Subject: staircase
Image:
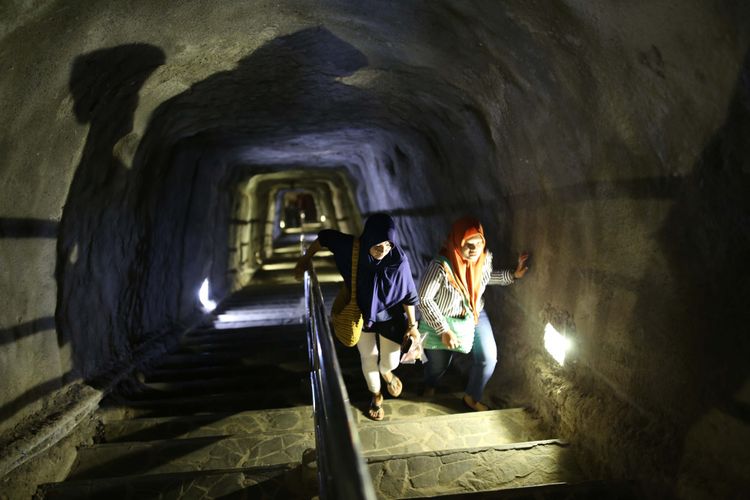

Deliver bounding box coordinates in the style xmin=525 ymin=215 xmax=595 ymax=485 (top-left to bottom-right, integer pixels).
xmin=36 ymin=231 xmax=629 ymax=499
xmin=37 ymin=283 xmax=320 ymax=499
xmin=334 ymin=346 xmax=596 ymax=499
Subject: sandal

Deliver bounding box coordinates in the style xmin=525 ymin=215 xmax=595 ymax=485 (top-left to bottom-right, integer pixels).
xmin=463 ymin=394 xmax=489 ymax=412
xmin=382 ymin=373 xmax=403 ymax=398
xmin=368 ymin=393 xmax=384 ymax=421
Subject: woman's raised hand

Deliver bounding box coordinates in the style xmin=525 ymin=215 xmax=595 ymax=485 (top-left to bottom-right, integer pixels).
xmin=514 ymin=252 xmax=529 ymax=279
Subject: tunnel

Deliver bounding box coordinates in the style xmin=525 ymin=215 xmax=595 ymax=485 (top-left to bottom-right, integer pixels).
xmin=1 ymin=1 xmax=749 ymax=498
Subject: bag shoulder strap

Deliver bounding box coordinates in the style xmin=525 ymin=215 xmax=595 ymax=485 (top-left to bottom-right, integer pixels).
xmin=434 ymin=256 xmax=471 ymax=309
xmin=350 ymin=239 xmax=360 ymax=299
xmin=434 ymin=255 xmax=451 ymax=270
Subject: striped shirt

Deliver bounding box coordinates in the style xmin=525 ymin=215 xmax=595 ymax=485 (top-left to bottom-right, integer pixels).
xmin=418 ymin=252 xmax=514 ymax=334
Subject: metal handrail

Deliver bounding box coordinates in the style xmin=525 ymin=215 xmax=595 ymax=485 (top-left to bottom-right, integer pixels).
xmin=304 ymin=266 xmax=377 ymax=500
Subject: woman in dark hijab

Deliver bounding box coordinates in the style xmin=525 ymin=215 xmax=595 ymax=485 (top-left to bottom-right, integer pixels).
xmin=295 ymin=214 xmax=420 ymax=420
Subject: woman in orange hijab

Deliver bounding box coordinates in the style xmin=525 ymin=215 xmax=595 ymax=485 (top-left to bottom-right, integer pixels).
xmin=418 ymin=217 xmax=528 ymax=410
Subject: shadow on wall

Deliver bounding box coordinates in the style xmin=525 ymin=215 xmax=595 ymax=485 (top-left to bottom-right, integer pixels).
xmin=0 ymin=218 xmax=58 ymax=238
xmin=55 ymin=44 xmax=166 ymax=382
xmin=0 ymin=46 xmax=165 ymax=424
xmin=0 ymin=219 xmax=57 ymax=346
xmin=55 ymin=29 xmax=374 ymax=386
xmin=0 ymin=218 xmax=61 ymax=424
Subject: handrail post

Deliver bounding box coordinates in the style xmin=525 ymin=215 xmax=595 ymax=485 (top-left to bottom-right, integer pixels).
xmin=304 ymin=266 xmax=377 ymax=500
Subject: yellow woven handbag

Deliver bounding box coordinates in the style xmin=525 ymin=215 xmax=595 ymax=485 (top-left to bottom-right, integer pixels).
xmin=331 ymin=239 xmax=364 ymax=347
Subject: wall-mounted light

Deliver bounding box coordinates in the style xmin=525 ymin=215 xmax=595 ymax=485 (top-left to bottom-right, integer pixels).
xmin=320 ymin=215 xmax=326 ymax=222
xmin=280 ymin=220 xmax=286 ymax=229
xmin=544 ymin=322 xmax=572 ymax=365
xmin=199 ymin=278 xmax=217 ymax=312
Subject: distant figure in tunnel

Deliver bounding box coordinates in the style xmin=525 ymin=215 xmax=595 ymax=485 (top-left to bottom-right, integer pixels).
xmin=295 ymin=214 xmax=420 ymax=420
xmin=295 ymin=192 xmax=317 ymax=223
xmin=419 ymin=217 xmax=528 ymax=411
xmin=283 ymin=197 xmax=301 ymax=228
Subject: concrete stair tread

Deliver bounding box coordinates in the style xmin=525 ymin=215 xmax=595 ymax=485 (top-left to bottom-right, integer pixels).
xmin=186 ymin=320 xmax=304 ymax=333
xmin=38 ymin=463 xmax=313 ymax=500
xmin=99 ymin=386 xmax=310 ymax=418
xmin=358 ymin=408 xmax=551 ymax=457
xmin=430 ymin=479 xmax=641 ymax=499
xmin=215 ymin=309 xmax=305 ymax=321
xmin=366 ymin=438 xmax=569 ymax=459
xmin=68 ymin=433 xmax=315 ymax=480
xmin=212 ymin=318 xmax=304 ymax=329
xmin=103 ymin=386 xmax=308 ymax=406
xmin=144 ymin=360 xmax=308 ymax=382
xmin=185 ymin=323 xmax=305 ymax=339
xmin=348 ymin=394 xmax=478 ymax=423
xmin=102 ymin=406 xmax=314 ymax=442
xmin=148 ymin=349 xmax=306 ymax=371
xmin=213 ymin=286 xmax=306 ymax=310
xmin=178 ymin=336 xmax=305 ymax=352
xmin=175 ymin=341 xmax=305 ymax=356
xmin=366 ymin=440 xmax=585 ymax=499
xmin=215 ymin=302 xmax=303 ymax=310
xmin=132 ymin=369 xmax=308 ymax=397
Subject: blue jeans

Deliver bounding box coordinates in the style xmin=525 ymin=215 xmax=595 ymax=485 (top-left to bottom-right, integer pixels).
xmin=424 ymin=310 xmax=497 ymax=402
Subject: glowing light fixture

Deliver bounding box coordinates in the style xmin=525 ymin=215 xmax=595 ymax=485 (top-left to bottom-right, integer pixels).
xmin=544 ymin=322 xmax=572 ymax=366
xmin=280 ymin=220 xmax=286 ymax=229
xmin=320 ymin=215 xmax=327 ymax=222
xmin=199 ymin=278 xmax=217 ymax=312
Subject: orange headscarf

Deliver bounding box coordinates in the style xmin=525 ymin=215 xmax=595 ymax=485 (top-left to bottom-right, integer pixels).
xmin=440 ymin=217 xmax=486 ymax=324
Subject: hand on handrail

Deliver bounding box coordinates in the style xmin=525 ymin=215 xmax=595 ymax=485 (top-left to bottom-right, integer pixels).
xmin=295 ymin=239 xmax=323 ymax=282
xmin=294 ymin=257 xmax=311 ymax=282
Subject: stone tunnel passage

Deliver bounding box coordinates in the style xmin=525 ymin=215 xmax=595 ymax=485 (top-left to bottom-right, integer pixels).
xmin=1 ymin=1 xmax=750 ymax=498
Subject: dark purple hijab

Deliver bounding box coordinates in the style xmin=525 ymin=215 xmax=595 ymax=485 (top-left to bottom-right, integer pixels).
xmin=357 ymin=214 xmax=418 ymax=327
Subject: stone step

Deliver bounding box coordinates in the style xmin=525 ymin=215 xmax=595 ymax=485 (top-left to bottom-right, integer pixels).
xmin=38 ymin=463 xmax=315 ymax=500
xmin=144 ymin=358 xmax=308 ymax=382
xmin=102 ymin=406 xmax=314 ymax=443
xmin=367 ymin=440 xmax=585 ymax=499
xmin=256 ymin=263 xmax=339 ymax=276
xmin=147 ymin=347 xmax=306 ymax=372
xmin=183 ymin=325 xmax=305 ymax=341
xmin=358 ymin=409 xmax=549 ymax=457
xmin=175 ymin=339 xmax=306 ymax=357
xmin=191 ymin=322 xmax=305 ymax=343
xmin=220 ymin=302 xmax=305 ymax=314
xmin=181 ymin=324 xmax=306 ymax=345
xmin=338 ymin=369 xmax=468 ymax=405
xmin=429 ymin=479 xmax=640 ymax=499
xmin=130 ymin=369 xmax=308 ymax=399
xmin=215 ymin=285 xmax=305 ymax=309
xmin=349 ymin=394 xmax=470 ymax=424
xmin=106 ymin=383 xmax=468 ymax=424
xmin=222 ymin=294 xmax=304 ymax=305
xmin=67 ymin=433 xmax=315 ymax=480
xmin=99 ymin=386 xmax=310 ymax=419
xmin=212 ymin=317 xmax=305 ymax=329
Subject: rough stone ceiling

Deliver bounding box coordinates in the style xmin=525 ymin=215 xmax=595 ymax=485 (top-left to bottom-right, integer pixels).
xmin=1 ymin=2 xmax=750 ymax=498
xmin=3 ymin=0 xmax=744 ymax=206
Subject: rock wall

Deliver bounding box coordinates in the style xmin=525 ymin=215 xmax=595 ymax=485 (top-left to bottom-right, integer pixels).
xmin=0 ymin=1 xmax=748 ymax=496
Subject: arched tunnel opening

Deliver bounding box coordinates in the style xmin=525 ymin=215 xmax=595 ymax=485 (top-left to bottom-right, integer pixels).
xmin=1 ymin=2 xmax=749 ymax=499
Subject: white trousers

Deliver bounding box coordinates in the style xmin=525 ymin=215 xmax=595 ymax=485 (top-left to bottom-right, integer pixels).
xmin=356 ymin=331 xmax=401 ymax=394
